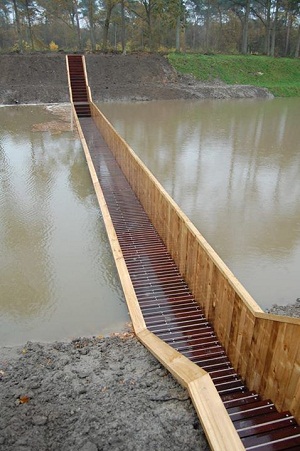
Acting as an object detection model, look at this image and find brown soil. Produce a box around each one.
[0,53,272,105]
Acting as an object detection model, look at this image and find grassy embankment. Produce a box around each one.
[168,53,300,97]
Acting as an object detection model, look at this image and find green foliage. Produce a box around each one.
[168,53,300,97]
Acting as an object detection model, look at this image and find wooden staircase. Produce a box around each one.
[67,55,91,118]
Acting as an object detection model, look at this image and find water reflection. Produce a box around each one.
[0,106,128,346]
[99,98,300,309]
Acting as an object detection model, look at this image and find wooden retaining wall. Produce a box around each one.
[90,102,300,424]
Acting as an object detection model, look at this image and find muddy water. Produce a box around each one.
[99,98,300,310]
[0,105,128,346]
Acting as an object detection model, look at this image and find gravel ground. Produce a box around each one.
[267,299,300,318]
[0,335,209,451]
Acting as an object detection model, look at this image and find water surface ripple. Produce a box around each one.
[0,106,128,346]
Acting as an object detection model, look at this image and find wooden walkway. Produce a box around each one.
[67,55,300,450]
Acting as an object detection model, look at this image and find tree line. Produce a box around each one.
[0,1,299,57]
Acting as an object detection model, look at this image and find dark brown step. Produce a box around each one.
[222,391,261,409]
[73,97,89,102]
[236,411,296,438]
[228,400,276,421]
[242,424,300,449]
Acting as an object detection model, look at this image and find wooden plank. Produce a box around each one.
[178,219,188,276]
[138,328,206,386]
[81,56,92,102]
[270,322,299,410]
[194,246,205,310]
[65,56,73,105]
[228,300,248,371]
[184,229,197,292]
[289,343,300,421]
[204,256,214,320]
[256,311,300,325]
[235,306,256,379]
[251,319,300,413]
[138,329,244,451]
[246,317,277,393]
[193,242,207,310]
[215,280,235,351]
[189,376,245,451]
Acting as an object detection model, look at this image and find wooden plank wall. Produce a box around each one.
[90,102,300,423]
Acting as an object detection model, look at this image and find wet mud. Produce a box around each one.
[0,335,208,451]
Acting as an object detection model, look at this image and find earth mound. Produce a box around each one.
[0,53,272,105]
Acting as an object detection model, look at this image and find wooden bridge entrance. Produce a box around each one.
[66,54,300,450]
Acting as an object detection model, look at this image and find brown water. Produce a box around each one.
[99,98,300,310]
[0,105,128,346]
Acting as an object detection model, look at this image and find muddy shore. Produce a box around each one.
[0,336,209,450]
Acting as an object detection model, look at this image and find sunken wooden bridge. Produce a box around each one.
[66,54,300,450]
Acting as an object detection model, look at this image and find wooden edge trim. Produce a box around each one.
[255,311,300,324]
[74,111,146,335]
[81,56,93,103]
[89,102,263,315]
[65,56,74,105]
[189,377,245,451]
[137,328,207,387]
[138,329,244,450]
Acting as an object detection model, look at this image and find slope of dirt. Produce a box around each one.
[0,54,69,104]
[0,53,272,104]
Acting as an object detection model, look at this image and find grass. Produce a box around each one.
[167,53,300,97]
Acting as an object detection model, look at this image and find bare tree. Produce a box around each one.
[23,0,35,49]
[12,0,23,50]
[295,23,300,57]
[270,0,278,56]
[120,0,126,52]
[102,0,118,51]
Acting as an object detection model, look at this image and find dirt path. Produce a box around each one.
[0,53,272,105]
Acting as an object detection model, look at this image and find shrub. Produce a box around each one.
[49,41,58,52]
